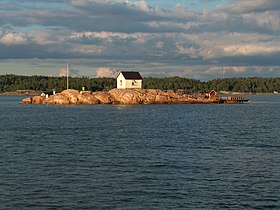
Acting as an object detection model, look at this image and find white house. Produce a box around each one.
[117,71,143,89]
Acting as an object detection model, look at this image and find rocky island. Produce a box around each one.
[20,89,223,105]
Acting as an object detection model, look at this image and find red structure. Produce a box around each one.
[206,90,217,99]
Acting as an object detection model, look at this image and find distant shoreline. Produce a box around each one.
[0,90,42,96]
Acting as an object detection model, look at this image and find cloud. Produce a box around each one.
[1,0,280,79]
[58,67,81,77]
[206,66,247,74]
[205,65,280,79]
[217,0,280,15]
[134,1,149,11]
[0,32,29,45]
[223,44,280,56]
[95,67,117,78]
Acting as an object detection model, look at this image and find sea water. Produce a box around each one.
[0,95,279,209]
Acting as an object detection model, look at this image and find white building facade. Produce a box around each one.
[117,71,143,89]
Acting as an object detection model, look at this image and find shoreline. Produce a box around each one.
[0,90,42,96]
[19,88,250,105]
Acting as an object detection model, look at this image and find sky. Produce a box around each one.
[1,0,280,80]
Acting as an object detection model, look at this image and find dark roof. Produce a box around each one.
[119,71,142,80]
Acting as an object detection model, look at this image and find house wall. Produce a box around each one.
[125,79,142,89]
[117,73,142,89]
[117,73,126,89]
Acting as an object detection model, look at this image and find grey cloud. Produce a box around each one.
[1,0,199,33]
[218,0,280,14]
[1,0,280,79]
[199,0,280,34]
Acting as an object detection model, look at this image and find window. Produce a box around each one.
[120,80,122,86]
[132,81,135,86]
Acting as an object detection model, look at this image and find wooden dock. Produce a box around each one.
[220,96,250,104]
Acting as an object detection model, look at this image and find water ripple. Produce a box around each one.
[0,95,279,209]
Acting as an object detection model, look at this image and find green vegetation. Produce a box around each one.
[0,75,116,93]
[144,77,280,93]
[205,77,280,93]
[1,74,280,93]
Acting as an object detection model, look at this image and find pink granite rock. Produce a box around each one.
[20,88,219,105]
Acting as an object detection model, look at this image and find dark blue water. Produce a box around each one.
[0,95,279,209]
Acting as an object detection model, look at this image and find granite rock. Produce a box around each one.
[20,88,216,105]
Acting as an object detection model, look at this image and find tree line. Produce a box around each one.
[0,75,116,93]
[0,74,280,93]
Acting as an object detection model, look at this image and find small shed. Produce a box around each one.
[206,90,217,99]
[117,71,143,89]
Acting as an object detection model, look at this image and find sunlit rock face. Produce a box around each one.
[20,97,32,104]
[20,89,216,105]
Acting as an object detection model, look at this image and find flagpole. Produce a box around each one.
[66,63,69,89]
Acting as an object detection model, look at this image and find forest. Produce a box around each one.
[0,74,280,93]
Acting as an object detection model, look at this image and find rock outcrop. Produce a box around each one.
[20,88,219,105]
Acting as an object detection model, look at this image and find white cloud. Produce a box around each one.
[0,32,28,45]
[134,0,149,11]
[223,44,280,56]
[95,67,116,77]
[69,31,144,41]
[173,32,280,59]
[70,44,105,54]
